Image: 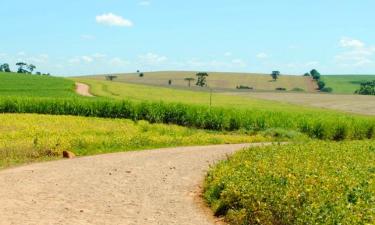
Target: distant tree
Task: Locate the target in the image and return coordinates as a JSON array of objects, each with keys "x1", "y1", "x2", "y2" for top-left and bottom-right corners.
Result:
[
  {"x1": 16, "y1": 62, "x2": 28, "y2": 73},
  {"x1": 105, "y1": 75, "x2": 117, "y2": 81},
  {"x1": 28, "y1": 64, "x2": 36, "y2": 73},
  {"x1": 317, "y1": 80, "x2": 326, "y2": 90},
  {"x1": 36, "y1": 71, "x2": 42, "y2": 75},
  {"x1": 355, "y1": 80, "x2": 375, "y2": 95},
  {"x1": 168, "y1": 79, "x2": 172, "y2": 85},
  {"x1": 304, "y1": 72, "x2": 311, "y2": 76},
  {"x1": 196, "y1": 72, "x2": 208, "y2": 87},
  {"x1": 310, "y1": 69, "x2": 321, "y2": 80},
  {"x1": 184, "y1": 77, "x2": 195, "y2": 87},
  {"x1": 271, "y1": 71, "x2": 280, "y2": 81},
  {"x1": 2, "y1": 63, "x2": 11, "y2": 72},
  {"x1": 137, "y1": 70, "x2": 140, "y2": 73},
  {"x1": 139, "y1": 72, "x2": 144, "y2": 77}
]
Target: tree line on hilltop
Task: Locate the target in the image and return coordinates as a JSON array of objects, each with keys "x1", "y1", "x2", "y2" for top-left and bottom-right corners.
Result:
[{"x1": 0, "y1": 62, "x2": 50, "y2": 75}]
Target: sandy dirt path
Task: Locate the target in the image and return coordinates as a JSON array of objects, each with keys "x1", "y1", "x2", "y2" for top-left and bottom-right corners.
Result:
[
  {"x1": 0, "y1": 143, "x2": 267, "y2": 225},
  {"x1": 75, "y1": 82, "x2": 94, "y2": 97}
]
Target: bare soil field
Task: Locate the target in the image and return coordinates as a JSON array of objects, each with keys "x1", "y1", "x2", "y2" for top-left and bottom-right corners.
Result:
[
  {"x1": 0, "y1": 143, "x2": 267, "y2": 225},
  {"x1": 228, "y1": 92, "x2": 375, "y2": 116}
]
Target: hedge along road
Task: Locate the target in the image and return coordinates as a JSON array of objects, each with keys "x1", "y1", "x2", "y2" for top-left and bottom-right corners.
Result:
[{"x1": 0, "y1": 143, "x2": 270, "y2": 225}]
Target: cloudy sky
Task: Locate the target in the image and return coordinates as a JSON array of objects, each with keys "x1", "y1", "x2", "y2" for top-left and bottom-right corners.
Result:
[{"x1": 0, "y1": 0, "x2": 374, "y2": 76}]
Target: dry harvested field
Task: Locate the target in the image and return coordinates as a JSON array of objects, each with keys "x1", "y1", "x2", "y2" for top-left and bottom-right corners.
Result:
[
  {"x1": 228, "y1": 92, "x2": 375, "y2": 116},
  {"x1": 84, "y1": 71, "x2": 316, "y2": 92}
]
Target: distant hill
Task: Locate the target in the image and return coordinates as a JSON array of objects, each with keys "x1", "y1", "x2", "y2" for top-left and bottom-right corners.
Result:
[
  {"x1": 83, "y1": 71, "x2": 317, "y2": 92},
  {"x1": 322, "y1": 75, "x2": 375, "y2": 94}
]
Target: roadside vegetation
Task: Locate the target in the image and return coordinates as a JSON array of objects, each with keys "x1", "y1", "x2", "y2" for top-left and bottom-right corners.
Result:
[
  {"x1": 0, "y1": 113, "x2": 275, "y2": 169},
  {"x1": 204, "y1": 141, "x2": 375, "y2": 225},
  {"x1": 355, "y1": 80, "x2": 375, "y2": 95}
]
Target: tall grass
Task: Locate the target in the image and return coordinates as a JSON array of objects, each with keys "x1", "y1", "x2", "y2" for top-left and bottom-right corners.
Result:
[{"x1": 1, "y1": 97, "x2": 374, "y2": 140}]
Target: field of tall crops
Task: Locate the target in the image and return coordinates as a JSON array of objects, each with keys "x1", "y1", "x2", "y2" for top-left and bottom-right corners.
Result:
[
  {"x1": 0, "y1": 114, "x2": 270, "y2": 169},
  {"x1": 0, "y1": 97, "x2": 374, "y2": 141},
  {"x1": 204, "y1": 141, "x2": 375, "y2": 225},
  {"x1": 0, "y1": 72, "x2": 76, "y2": 97}
]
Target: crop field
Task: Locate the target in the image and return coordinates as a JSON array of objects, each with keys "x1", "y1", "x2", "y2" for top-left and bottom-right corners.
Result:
[
  {"x1": 229, "y1": 91, "x2": 375, "y2": 116},
  {"x1": 322, "y1": 75, "x2": 375, "y2": 94},
  {"x1": 0, "y1": 113, "x2": 271, "y2": 169},
  {"x1": 0, "y1": 72, "x2": 76, "y2": 97},
  {"x1": 204, "y1": 141, "x2": 375, "y2": 225},
  {"x1": 82, "y1": 71, "x2": 316, "y2": 92}
]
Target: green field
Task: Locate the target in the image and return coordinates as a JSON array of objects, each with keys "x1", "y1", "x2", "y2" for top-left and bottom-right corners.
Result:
[
  {"x1": 322, "y1": 75, "x2": 375, "y2": 94},
  {"x1": 0, "y1": 113, "x2": 273, "y2": 169},
  {"x1": 204, "y1": 141, "x2": 375, "y2": 225},
  {"x1": 83, "y1": 71, "x2": 316, "y2": 92},
  {"x1": 0, "y1": 72, "x2": 76, "y2": 97}
]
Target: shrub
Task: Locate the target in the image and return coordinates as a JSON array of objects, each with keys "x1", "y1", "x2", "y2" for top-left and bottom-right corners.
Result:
[
  {"x1": 321, "y1": 87, "x2": 333, "y2": 93},
  {"x1": 275, "y1": 87, "x2": 287, "y2": 91},
  {"x1": 317, "y1": 80, "x2": 326, "y2": 90},
  {"x1": 291, "y1": 87, "x2": 305, "y2": 92},
  {"x1": 236, "y1": 85, "x2": 253, "y2": 90},
  {"x1": 204, "y1": 141, "x2": 375, "y2": 225}
]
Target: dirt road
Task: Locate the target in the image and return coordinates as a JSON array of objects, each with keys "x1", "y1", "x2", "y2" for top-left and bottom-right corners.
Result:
[
  {"x1": 0, "y1": 143, "x2": 267, "y2": 225},
  {"x1": 75, "y1": 82, "x2": 94, "y2": 97}
]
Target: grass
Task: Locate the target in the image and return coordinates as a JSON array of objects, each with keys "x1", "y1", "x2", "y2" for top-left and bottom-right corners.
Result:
[
  {"x1": 0, "y1": 113, "x2": 274, "y2": 169},
  {"x1": 204, "y1": 141, "x2": 375, "y2": 225},
  {"x1": 322, "y1": 75, "x2": 375, "y2": 94},
  {"x1": 0, "y1": 72, "x2": 76, "y2": 97},
  {"x1": 81, "y1": 71, "x2": 314, "y2": 92}
]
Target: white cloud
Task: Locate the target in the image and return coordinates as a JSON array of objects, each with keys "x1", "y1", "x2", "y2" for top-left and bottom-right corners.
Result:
[
  {"x1": 256, "y1": 52, "x2": 268, "y2": 59},
  {"x1": 139, "y1": 1, "x2": 151, "y2": 6},
  {"x1": 231, "y1": 59, "x2": 247, "y2": 67},
  {"x1": 81, "y1": 56, "x2": 93, "y2": 63},
  {"x1": 96, "y1": 13, "x2": 133, "y2": 27},
  {"x1": 109, "y1": 57, "x2": 130, "y2": 67},
  {"x1": 335, "y1": 37, "x2": 374, "y2": 67},
  {"x1": 339, "y1": 37, "x2": 365, "y2": 48},
  {"x1": 224, "y1": 52, "x2": 232, "y2": 57},
  {"x1": 305, "y1": 61, "x2": 319, "y2": 67},
  {"x1": 17, "y1": 51, "x2": 26, "y2": 56},
  {"x1": 139, "y1": 53, "x2": 168, "y2": 65}
]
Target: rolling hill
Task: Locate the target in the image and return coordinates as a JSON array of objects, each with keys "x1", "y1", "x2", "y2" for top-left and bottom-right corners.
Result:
[
  {"x1": 322, "y1": 75, "x2": 375, "y2": 94},
  {"x1": 83, "y1": 71, "x2": 317, "y2": 92}
]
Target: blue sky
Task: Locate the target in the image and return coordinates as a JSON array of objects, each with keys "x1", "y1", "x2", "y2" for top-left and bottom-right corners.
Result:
[{"x1": 0, "y1": 0, "x2": 374, "y2": 76}]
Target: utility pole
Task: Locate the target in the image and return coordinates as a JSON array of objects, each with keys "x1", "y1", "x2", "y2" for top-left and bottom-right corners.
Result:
[{"x1": 209, "y1": 88, "x2": 213, "y2": 108}]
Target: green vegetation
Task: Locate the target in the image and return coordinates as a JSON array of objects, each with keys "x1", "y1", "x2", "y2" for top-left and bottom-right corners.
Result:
[
  {"x1": 204, "y1": 141, "x2": 375, "y2": 225},
  {"x1": 0, "y1": 113, "x2": 271, "y2": 169},
  {"x1": 196, "y1": 72, "x2": 209, "y2": 87},
  {"x1": 0, "y1": 72, "x2": 76, "y2": 97},
  {"x1": 270, "y1": 71, "x2": 280, "y2": 81},
  {"x1": 1, "y1": 95, "x2": 374, "y2": 141},
  {"x1": 355, "y1": 80, "x2": 375, "y2": 95},
  {"x1": 81, "y1": 71, "x2": 312, "y2": 92},
  {"x1": 322, "y1": 75, "x2": 375, "y2": 94}
]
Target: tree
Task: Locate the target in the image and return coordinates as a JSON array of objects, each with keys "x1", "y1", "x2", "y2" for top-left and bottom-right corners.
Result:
[
  {"x1": 139, "y1": 72, "x2": 144, "y2": 77},
  {"x1": 105, "y1": 75, "x2": 117, "y2": 81},
  {"x1": 317, "y1": 80, "x2": 326, "y2": 90},
  {"x1": 28, "y1": 64, "x2": 36, "y2": 73},
  {"x1": 310, "y1": 69, "x2": 321, "y2": 80},
  {"x1": 36, "y1": 72, "x2": 42, "y2": 75},
  {"x1": 184, "y1": 77, "x2": 195, "y2": 87},
  {"x1": 2, "y1": 63, "x2": 11, "y2": 72},
  {"x1": 355, "y1": 80, "x2": 375, "y2": 95},
  {"x1": 271, "y1": 71, "x2": 280, "y2": 81},
  {"x1": 304, "y1": 72, "x2": 310, "y2": 76},
  {"x1": 136, "y1": 70, "x2": 140, "y2": 73},
  {"x1": 168, "y1": 80, "x2": 172, "y2": 85},
  {"x1": 16, "y1": 62, "x2": 28, "y2": 73},
  {"x1": 196, "y1": 72, "x2": 208, "y2": 87}
]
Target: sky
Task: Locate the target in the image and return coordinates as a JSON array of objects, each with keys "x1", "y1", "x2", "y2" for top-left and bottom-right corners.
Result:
[{"x1": 0, "y1": 0, "x2": 374, "y2": 76}]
